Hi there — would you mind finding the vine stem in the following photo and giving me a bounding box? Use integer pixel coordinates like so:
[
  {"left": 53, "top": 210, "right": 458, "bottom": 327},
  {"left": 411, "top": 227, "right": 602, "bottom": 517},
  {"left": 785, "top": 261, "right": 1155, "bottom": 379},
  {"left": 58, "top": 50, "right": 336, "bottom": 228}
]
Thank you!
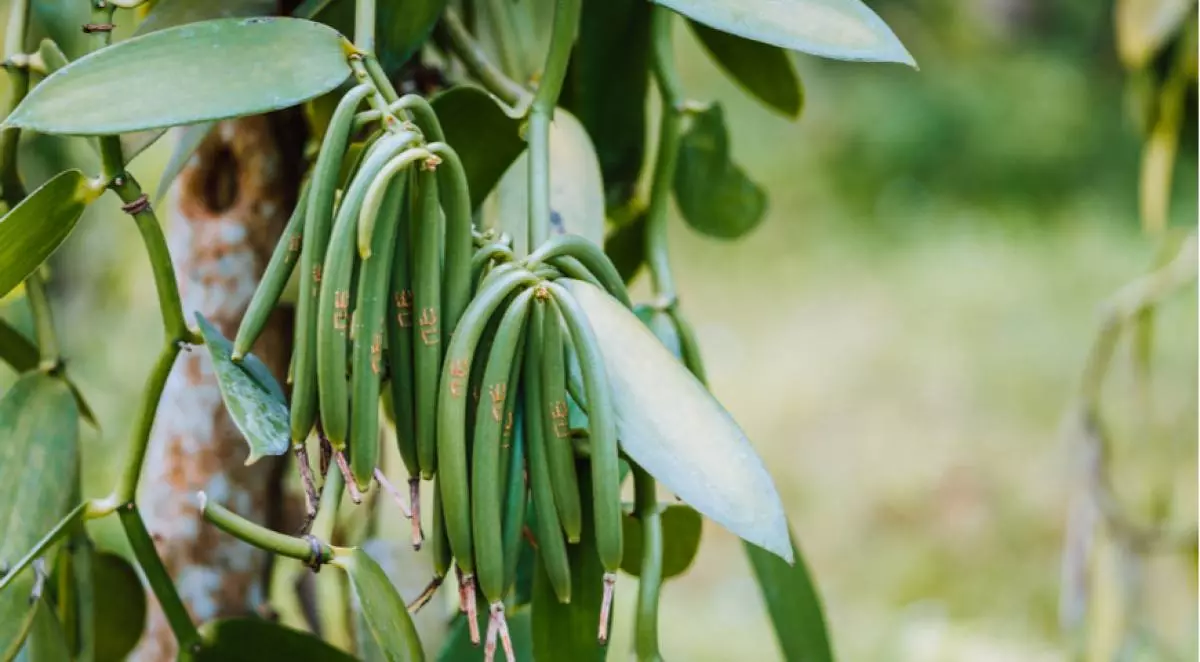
[
  {"left": 646, "top": 6, "right": 684, "bottom": 303},
  {"left": 437, "top": 8, "right": 530, "bottom": 110},
  {"left": 633, "top": 465, "right": 665, "bottom": 661},
  {"left": 354, "top": 0, "right": 375, "bottom": 54},
  {"left": 24, "top": 275, "right": 59, "bottom": 369},
  {"left": 527, "top": 0, "right": 582, "bottom": 250},
  {"left": 200, "top": 493, "right": 335, "bottom": 564}
]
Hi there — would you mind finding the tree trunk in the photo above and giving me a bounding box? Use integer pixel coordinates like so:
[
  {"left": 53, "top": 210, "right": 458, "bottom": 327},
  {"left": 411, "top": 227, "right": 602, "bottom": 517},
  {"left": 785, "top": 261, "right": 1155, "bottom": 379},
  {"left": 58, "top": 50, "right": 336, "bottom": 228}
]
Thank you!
[{"left": 131, "top": 113, "right": 304, "bottom": 660}]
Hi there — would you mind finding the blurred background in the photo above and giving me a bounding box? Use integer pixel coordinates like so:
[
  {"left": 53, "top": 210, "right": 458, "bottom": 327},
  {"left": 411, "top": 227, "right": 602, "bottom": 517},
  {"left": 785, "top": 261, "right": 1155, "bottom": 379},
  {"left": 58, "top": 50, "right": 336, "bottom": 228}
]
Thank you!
[{"left": 1, "top": 0, "right": 1197, "bottom": 660}]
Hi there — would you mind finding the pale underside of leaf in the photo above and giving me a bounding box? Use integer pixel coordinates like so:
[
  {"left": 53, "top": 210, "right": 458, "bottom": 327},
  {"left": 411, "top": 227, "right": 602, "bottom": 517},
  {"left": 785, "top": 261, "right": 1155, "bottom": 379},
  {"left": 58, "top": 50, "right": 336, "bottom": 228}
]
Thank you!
[{"left": 565, "top": 280, "right": 792, "bottom": 562}]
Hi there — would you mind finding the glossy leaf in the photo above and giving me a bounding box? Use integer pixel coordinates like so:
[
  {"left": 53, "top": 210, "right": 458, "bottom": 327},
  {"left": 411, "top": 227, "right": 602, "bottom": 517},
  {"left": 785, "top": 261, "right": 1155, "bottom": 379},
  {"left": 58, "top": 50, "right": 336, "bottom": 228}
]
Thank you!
[
  {"left": 196, "top": 314, "right": 289, "bottom": 464},
  {"left": 15, "top": 599, "right": 71, "bottom": 662},
  {"left": 634, "top": 305, "right": 682, "bottom": 359},
  {"left": 134, "top": 0, "right": 276, "bottom": 36},
  {"left": 565, "top": 0, "right": 652, "bottom": 206},
  {"left": 690, "top": 21, "right": 803, "bottom": 118},
  {"left": 620, "top": 504, "right": 702, "bottom": 579},
  {"left": 655, "top": 0, "right": 915, "bottom": 65},
  {"left": 8, "top": 18, "right": 352, "bottom": 135},
  {"left": 531, "top": 463, "right": 610, "bottom": 662},
  {"left": 194, "top": 618, "right": 359, "bottom": 662},
  {"left": 303, "top": 0, "right": 445, "bottom": 74},
  {"left": 0, "top": 372, "right": 80, "bottom": 568},
  {"left": 437, "top": 607, "right": 533, "bottom": 661},
  {"left": 0, "top": 571, "right": 37, "bottom": 661},
  {"left": 92, "top": 553, "right": 146, "bottom": 662},
  {"left": 0, "top": 171, "right": 99, "bottom": 298},
  {"left": 673, "top": 104, "right": 767, "bottom": 240},
  {"left": 745, "top": 527, "right": 834, "bottom": 662},
  {"left": 334, "top": 547, "right": 424, "bottom": 661},
  {"left": 491, "top": 109, "right": 606, "bottom": 255},
  {"left": 432, "top": 86, "right": 525, "bottom": 210},
  {"left": 1115, "top": 0, "right": 1195, "bottom": 69},
  {"left": 565, "top": 280, "right": 792, "bottom": 562},
  {"left": 28, "top": 0, "right": 90, "bottom": 61},
  {"left": 154, "top": 122, "right": 217, "bottom": 202},
  {"left": 0, "top": 319, "right": 97, "bottom": 428}
]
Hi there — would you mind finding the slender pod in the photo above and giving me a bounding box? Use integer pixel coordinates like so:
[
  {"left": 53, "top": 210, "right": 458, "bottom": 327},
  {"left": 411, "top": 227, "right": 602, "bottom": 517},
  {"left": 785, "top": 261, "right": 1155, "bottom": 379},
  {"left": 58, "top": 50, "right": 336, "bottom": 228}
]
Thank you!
[
  {"left": 392, "top": 95, "right": 445, "bottom": 142},
  {"left": 357, "top": 147, "right": 435, "bottom": 258},
  {"left": 412, "top": 166, "right": 443, "bottom": 479},
  {"left": 233, "top": 182, "right": 310, "bottom": 359},
  {"left": 436, "top": 267, "right": 540, "bottom": 579},
  {"left": 470, "top": 242, "right": 516, "bottom": 292},
  {"left": 430, "top": 478, "right": 452, "bottom": 580},
  {"left": 527, "top": 234, "right": 632, "bottom": 308},
  {"left": 317, "top": 131, "right": 418, "bottom": 452},
  {"left": 668, "top": 307, "right": 708, "bottom": 386},
  {"left": 499, "top": 406, "right": 528, "bottom": 596},
  {"left": 546, "top": 254, "right": 603, "bottom": 290},
  {"left": 428, "top": 142, "right": 473, "bottom": 341},
  {"left": 524, "top": 322, "right": 572, "bottom": 603},
  {"left": 388, "top": 168, "right": 420, "bottom": 479},
  {"left": 471, "top": 288, "right": 534, "bottom": 603},
  {"left": 539, "top": 293, "right": 583, "bottom": 542},
  {"left": 291, "top": 83, "right": 374, "bottom": 446},
  {"left": 633, "top": 465, "right": 665, "bottom": 660}
]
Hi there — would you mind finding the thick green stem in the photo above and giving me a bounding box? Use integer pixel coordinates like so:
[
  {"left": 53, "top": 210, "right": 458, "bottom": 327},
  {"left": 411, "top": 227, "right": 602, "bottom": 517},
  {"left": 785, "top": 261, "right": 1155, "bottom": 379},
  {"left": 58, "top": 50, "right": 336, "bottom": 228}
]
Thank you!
[
  {"left": 646, "top": 6, "right": 684, "bottom": 303},
  {"left": 527, "top": 0, "right": 581, "bottom": 249},
  {"left": 438, "top": 7, "right": 530, "bottom": 109},
  {"left": 201, "top": 495, "right": 334, "bottom": 564},
  {"left": 24, "top": 274, "right": 59, "bottom": 369},
  {"left": 115, "top": 342, "right": 179, "bottom": 502},
  {"left": 354, "top": 0, "right": 375, "bottom": 53},
  {"left": 0, "top": 69, "right": 27, "bottom": 205},
  {"left": 311, "top": 463, "right": 346, "bottom": 542},
  {"left": 118, "top": 506, "right": 201, "bottom": 652},
  {"left": 633, "top": 466, "right": 664, "bottom": 661}
]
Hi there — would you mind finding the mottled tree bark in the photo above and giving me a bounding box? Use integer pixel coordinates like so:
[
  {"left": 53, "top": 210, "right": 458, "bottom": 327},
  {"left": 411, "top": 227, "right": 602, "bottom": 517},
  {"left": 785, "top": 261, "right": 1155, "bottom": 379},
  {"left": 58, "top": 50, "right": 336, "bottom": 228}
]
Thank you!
[{"left": 131, "top": 113, "right": 304, "bottom": 661}]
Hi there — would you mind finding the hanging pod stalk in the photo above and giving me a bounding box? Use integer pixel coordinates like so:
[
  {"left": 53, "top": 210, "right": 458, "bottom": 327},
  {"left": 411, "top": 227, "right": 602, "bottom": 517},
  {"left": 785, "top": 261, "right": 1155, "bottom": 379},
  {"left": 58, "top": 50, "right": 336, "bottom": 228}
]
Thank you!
[
  {"left": 526, "top": 234, "right": 632, "bottom": 308},
  {"left": 428, "top": 142, "right": 475, "bottom": 343}
]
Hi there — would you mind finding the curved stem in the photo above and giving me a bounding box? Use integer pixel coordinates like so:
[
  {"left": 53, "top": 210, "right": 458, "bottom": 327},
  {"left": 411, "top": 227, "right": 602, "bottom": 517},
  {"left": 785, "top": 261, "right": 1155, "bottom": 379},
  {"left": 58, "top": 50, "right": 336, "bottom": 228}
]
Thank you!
[
  {"left": 527, "top": 0, "right": 581, "bottom": 249},
  {"left": 118, "top": 506, "right": 201, "bottom": 652},
  {"left": 646, "top": 6, "right": 684, "bottom": 302},
  {"left": 437, "top": 7, "right": 530, "bottom": 109},
  {"left": 200, "top": 494, "right": 335, "bottom": 564},
  {"left": 633, "top": 465, "right": 664, "bottom": 661},
  {"left": 311, "top": 459, "right": 346, "bottom": 542},
  {"left": 115, "top": 341, "right": 179, "bottom": 502},
  {"left": 24, "top": 274, "right": 59, "bottom": 369}
]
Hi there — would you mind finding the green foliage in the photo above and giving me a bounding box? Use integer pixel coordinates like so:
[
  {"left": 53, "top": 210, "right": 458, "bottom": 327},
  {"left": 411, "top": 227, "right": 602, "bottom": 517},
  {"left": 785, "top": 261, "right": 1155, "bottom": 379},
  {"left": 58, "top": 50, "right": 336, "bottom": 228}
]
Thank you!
[
  {"left": 673, "top": 103, "right": 768, "bottom": 239},
  {"left": 690, "top": 21, "right": 803, "bottom": 118},
  {"left": 15, "top": 598, "right": 70, "bottom": 662},
  {"left": 619, "top": 504, "right": 703, "bottom": 579},
  {"left": 432, "top": 86, "right": 524, "bottom": 210},
  {"left": 194, "top": 618, "right": 360, "bottom": 662},
  {"left": 746, "top": 529, "right": 835, "bottom": 662},
  {"left": 0, "top": 171, "right": 97, "bottom": 298},
  {"left": 335, "top": 548, "right": 425, "bottom": 661},
  {"left": 91, "top": 552, "right": 146, "bottom": 662}
]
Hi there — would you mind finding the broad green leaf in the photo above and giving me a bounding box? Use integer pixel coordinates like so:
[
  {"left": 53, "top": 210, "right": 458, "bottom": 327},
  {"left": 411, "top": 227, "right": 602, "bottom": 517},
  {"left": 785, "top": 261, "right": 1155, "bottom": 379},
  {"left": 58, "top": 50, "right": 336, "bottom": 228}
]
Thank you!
[
  {"left": 1115, "top": 0, "right": 1196, "bottom": 69},
  {"left": 564, "top": 0, "right": 652, "bottom": 206},
  {"left": 28, "top": 0, "right": 90, "bottom": 61},
  {"left": 603, "top": 212, "right": 647, "bottom": 284},
  {"left": 134, "top": 0, "right": 276, "bottom": 36},
  {"left": 654, "top": 0, "right": 915, "bottom": 66},
  {"left": 14, "top": 599, "right": 71, "bottom": 662},
  {"left": 0, "top": 171, "right": 99, "bottom": 298},
  {"left": 490, "top": 109, "right": 606, "bottom": 256},
  {"left": 531, "top": 464, "right": 610, "bottom": 662},
  {"left": 673, "top": 104, "right": 767, "bottom": 240},
  {"left": 620, "top": 504, "right": 702, "bottom": 579},
  {"left": 92, "top": 553, "right": 146, "bottom": 662},
  {"left": 565, "top": 280, "right": 792, "bottom": 562},
  {"left": 154, "top": 122, "right": 217, "bottom": 202},
  {"left": 633, "top": 305, "right": 682, "bottom": 359},
  {"left": 334, "top": 547, "right": 424, "bottom": 661},
  {"left": 0, "top": 373, "right": 80, "bottom": 568},
  {"left": 690, "top": 22, "right": 803, "bottom": 118},
  {"left": 194, "top": 618, "right": 359, "bottom": 662},
  {"left": 0, "top": 319, "right": 97, "bottom": 428},
  {"left": 745, "top": 527, "right": 834, "bottom": 662},
  {"left": 437, "top": 607, "right": 533, "bottom": 661},
  {"left": 301, "top": 0, "right": 446, "bottom": 74},
  {"left": 196, "top": 314, "right": 289, "bottom": 464},
  {"left": 432, "top": 86, "right": 524, "bottom": 210},
  {"left": 8, "top": 18, "right": 352, "bottom": 135},
  {"left": 0, "top": 571, "right": 37, "bottom": 661}
]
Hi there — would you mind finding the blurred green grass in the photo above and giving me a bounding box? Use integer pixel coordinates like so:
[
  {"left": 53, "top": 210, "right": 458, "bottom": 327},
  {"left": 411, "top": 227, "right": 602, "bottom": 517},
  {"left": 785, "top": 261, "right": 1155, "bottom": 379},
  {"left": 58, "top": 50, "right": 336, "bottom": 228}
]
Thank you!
[{"left": 0, "top": 0, "right": 1195, "bottom": 660}]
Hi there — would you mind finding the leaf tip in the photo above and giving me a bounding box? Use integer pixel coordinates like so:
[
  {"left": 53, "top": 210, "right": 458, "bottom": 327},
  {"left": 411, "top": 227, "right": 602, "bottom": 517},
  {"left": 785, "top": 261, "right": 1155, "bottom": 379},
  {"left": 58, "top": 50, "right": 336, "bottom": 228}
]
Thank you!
[{"left": 197, "top": 491, "right": 208, "bottom": 512}]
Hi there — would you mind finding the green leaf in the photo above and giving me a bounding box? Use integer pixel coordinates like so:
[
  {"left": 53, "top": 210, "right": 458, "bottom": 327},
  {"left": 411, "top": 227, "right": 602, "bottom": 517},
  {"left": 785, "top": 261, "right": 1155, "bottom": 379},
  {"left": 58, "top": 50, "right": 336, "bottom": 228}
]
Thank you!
[
  {"left": 0, "top": 570, "right": 37, "bottom": 661},
  {"left": 154, "top": 122, "right": 217, "bottom": 202},
  {"left": 564, "top": 280, "right": 792, "bottom": 562},
  {"left": 437, "top": 607, "right": 533, "bottom": 661},
  {"left": 673, "top": 103, "right": 767, "bottom": 240},
  {"left": 0, "top": 372, "right": 80, "bottom": 568},
  {"left": 689, "top": 21, "right": 803, "bottom": 118},
  {"left": 194, "top": 618, "right": 359, "bottom": 662},
  {"left": 1115, "top": 0, "right": 1196, "bottom": 69},
  {"left": 8, "top": 18, "right": 352, "bottom": 135},
  {"left": 633, "top": 305, "right": 682, "bottom": 359},
  {"left": 603, "top": 212, "right": 646, "bottom": 284},
  {"left": 334, "top": 547, "right": 424, "bottom": 662},
  {"left": 531, "top": 463, "right": 610, "bottom": 662},
  {"left": 28, "top": 0, "right": 90, "bottom": 61},
  {"left": 620, "top": 504, "right": 702, "bottom": 579},
  {"left": 134, "top": 0, "right": 276, "bottom": 36},
  {"left": 654, "top": 0, "right": 915, "bottom": 66},
  {"left": 0, "top": 319, "right": 37, "bottom": 374},
  {"left": 195, "top": 314, "right": 289, "bottom": 464},
  {"left": 302, "top": 0, "right": 445, "bottom": 74},
  {"left": 432, "top": 86, "right": 525, "bottom": 210},
  {"left": 489, "top": 109, "right": 606, "bottom": 256},
  {"left": 564, "top": 0, "right": 652, "bottom": 207},
  {"left": 745, "top": 527, "right": 835, "bottom": 662},
  {"left": 15, "top": 599, "right": 71, "bottom": 662},
  {"left": 92, "top": 553, "right": 146, "bottom": 662},
  {"left": 0, "top": 170, "right": 99, "bottom": 298}
]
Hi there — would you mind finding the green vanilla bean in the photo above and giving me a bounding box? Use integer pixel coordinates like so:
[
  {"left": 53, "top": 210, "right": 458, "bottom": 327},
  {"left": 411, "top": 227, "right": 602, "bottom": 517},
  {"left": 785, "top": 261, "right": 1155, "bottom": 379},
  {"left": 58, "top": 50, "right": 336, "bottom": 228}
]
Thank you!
[
  {"left": 633, "top": 465, "right": 665, "bottom": 662},
  {"left": 200, "top": 493, "right": 335, "bottom": 564},
  {"left": 646, "top": 5, "right": 685, "bottom": 304}
]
